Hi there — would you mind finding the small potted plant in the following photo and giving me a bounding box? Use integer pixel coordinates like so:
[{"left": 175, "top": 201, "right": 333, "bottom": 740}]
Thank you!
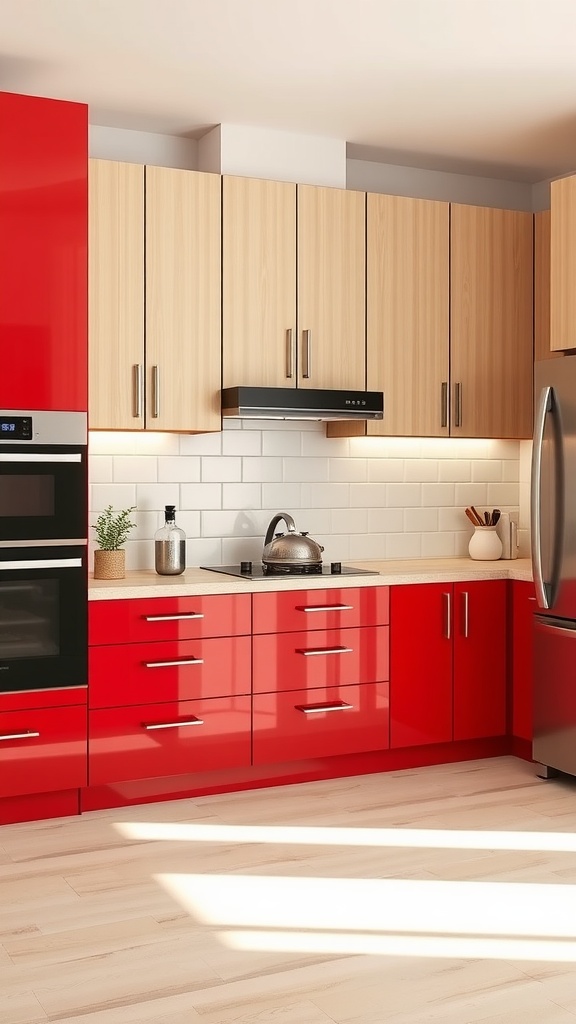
[{"left": 92, "top": 505, "right": 136, "bottom": 580}]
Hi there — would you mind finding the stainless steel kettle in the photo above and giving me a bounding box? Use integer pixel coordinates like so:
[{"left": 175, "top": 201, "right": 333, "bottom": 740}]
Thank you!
[{"left": 262, "top": 512, "right": 324, "bottom": 568}]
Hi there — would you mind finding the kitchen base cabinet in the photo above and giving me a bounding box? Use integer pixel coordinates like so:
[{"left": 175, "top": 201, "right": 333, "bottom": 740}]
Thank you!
[
  {"left": 391, "top": 580, "right": 507, "bottom": 749},
  {"left": 511, "top": 580, "right": 536, "bottom": 747},
  {"left": 0, "top": 697, "right": 87, "bottom": 806},
  {"left": 253, "top": 682, "right": 389, "bottom": 765}
]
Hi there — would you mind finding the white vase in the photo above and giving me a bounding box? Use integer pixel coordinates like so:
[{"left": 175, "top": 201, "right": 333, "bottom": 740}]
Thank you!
[{"left": 468, "top": 526, "right": 503, "bottom": 561}]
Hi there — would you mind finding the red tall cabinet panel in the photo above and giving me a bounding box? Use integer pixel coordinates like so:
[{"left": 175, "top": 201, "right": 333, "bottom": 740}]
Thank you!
[
  {"left": 0, "top": 91, "right": 88, "bottom": 411},
  {"left": 511, "top": 580, "right": 535, "bottom": 742}
]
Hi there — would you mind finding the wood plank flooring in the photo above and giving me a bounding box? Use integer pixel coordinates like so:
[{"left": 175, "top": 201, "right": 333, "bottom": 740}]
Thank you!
[{"left": 4, "top": 757, "right": 576, "bottom": 1022}]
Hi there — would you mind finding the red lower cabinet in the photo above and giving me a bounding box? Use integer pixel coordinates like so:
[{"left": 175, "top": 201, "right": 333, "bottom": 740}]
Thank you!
[
  {"left": 512, "top": 580, "right": 535, "bottom": 742},
  {"left": 0, "top": 704, "right": 87, "bottom": 798},
  {"left": 89, "top": 696, "right": 251, "bottom": 784},
  {"left": 391, "top": 580, "right": 508, "bottom": 748},
  {"left": 253, "top": 682, "right": 389, "bottom": 765},
  {"left": 253, "top": 626, "right": 389, "bottom": 694}
]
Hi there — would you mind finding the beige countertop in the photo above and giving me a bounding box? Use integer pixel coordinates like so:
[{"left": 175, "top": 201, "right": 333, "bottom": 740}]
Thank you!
[{"left": 88, "top": 557, "right": 533, "bottom": 600}]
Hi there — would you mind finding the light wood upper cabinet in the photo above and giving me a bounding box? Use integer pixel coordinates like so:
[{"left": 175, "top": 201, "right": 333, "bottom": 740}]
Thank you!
[
  {"left": 297, "top": 185, "right": 366, "bottom": 390},
  {"left": 146, "top": 167, "right": 221, "bottom": 432},
  {"left": 535, "top": 208, "right": 562, "bottom": 361},
  {"left": 366, "top": 194, "right": 450, "bottom": 436},
  {"left": 450, "top": 204, "right": 533, "bottom": 439},
  {"left": 89, "top": 160, "right": 144, "bottom": 429},
  {"left": 222, "top": 176, "right": 296, "bottom": 388},
  {"left": 550, "top": 175, "right": 576, "bottom": 351},
  {"left": 90, "top": 162, "right": 221, "bottom": 432}
]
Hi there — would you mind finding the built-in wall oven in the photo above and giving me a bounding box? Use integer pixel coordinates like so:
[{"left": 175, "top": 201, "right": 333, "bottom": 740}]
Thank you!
[{"left": 0, "top": 411, "right": 88, "bottom": 694}]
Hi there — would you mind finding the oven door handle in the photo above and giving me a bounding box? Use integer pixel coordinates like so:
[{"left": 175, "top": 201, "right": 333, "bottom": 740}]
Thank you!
[
  {"left": 0, "top": 558, "right": 82, "bottom": 570},
  {"left": 0, "top": 453, "right": 82, "bottom": 463}
]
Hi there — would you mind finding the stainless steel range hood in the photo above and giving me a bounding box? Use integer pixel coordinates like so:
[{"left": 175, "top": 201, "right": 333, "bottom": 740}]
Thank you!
[{"left": 221, "top": 387, "right": 384, "bottom": 421}]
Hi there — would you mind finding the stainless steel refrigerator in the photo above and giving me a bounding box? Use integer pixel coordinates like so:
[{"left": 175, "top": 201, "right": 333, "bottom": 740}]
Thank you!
[{"left": 532, "top": 356, "right": 576, "bottom": 778}]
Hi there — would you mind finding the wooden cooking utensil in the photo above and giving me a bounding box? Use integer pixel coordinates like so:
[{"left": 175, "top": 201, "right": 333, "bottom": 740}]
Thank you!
[{"left": 469, "top": 506, "right": 485, "bottom": 526}]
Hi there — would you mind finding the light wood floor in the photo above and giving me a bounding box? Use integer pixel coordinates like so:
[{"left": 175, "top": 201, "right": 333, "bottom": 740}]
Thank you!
[{"left": 4, "top": 756, "right": 576, "bottom": 1023}]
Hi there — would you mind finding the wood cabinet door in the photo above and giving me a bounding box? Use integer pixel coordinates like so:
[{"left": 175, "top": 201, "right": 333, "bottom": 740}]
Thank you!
[
  {"left": 453, "top": 580, "right": 507, "bottom": 740},
  {"left": 535, "top": 209, "right": 562, "bottom": 362},
  {"left": 390, "top": 583, "right": 453, "bottom": 748},
  {"left": 89, "top": 159, "right": 144, "bottom": 429},
  {"left": 146, "top": 167, "right": 221, "bottom": 432},
  {"left": 550, "top": 175, "right": 576, "bottom": 351},
  {"left": 222, "top": 175, "right": 296, "bottom": 388},
  {"left": 297, "top": 184, "right": 366, "bottom": 390},
  {"left": 367, "top": 194, "right": 450, "bottom": 437},
  {"left": 0, "top": 93, "right": 88, "bottom": 413},
  {"left": 450, "top": 205, "right": 533, "bottom": 438}
]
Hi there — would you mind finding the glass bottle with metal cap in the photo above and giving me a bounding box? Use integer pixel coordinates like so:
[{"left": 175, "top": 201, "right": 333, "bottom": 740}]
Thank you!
[{"left": 154, "top": 505, "right": 186, "bottom": 575}]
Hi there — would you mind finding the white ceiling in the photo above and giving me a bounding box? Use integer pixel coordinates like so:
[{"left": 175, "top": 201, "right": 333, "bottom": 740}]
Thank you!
[{"left": 2, "top": 0, "right": 576, "bottom": 182}]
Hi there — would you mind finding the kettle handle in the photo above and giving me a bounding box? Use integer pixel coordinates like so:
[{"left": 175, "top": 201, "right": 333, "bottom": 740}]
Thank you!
[{"left": 264, "top": 512, "right": 297, "bottom": 547}]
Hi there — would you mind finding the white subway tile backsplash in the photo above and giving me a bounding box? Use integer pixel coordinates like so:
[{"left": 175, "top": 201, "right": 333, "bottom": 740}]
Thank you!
[
  {"left": 180, "top": 482, "right": 222, "bottom": 510},
  {"left": 88, "top": 426, "right": 521, "bottom": 571},
  {"left": 222, "top": 482, "right": 262, "bottom": 510},
  {"left": 113, "top": 456, "right": 158, "bottom": 483},
  {"left": 262, "top": 431, "right": 301, "bottom": 456},
  {"left": 158, "top": 456, "right": 201, "bottom": 482},
  {"left": 202, "top": 456, "right": 241, "bottom": 482},
  {"left": 222, "top": 430, "right": 262, "bottom": 456}
]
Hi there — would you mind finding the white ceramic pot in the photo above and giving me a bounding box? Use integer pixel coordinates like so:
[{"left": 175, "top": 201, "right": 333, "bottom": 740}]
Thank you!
[{"left": 468, "top": 526, "right": 503, "bottom": 561}]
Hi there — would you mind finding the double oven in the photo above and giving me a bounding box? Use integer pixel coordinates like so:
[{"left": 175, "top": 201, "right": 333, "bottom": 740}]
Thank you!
[{"left": 0, "top": 411, "right": 88, "bottom": 694}]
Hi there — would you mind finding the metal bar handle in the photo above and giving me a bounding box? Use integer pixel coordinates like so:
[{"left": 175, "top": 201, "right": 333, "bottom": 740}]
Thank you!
[
  {"left": 298, "top": 646, "right": 353, "bottom": 657},
  {"left": 0, "top": 731, "right": 40, "bottom": 742},
  {"left": 302, "top": 329, "right": 311, "bottom": 379},
  {"left": 454, "top": 382, "right": 462, "bottom": 428},
  {"left": 295, "top": 701, "right": 354, "bottom": 714},
  {"left": 441, "top": 381, "right": 448, "bottom": 429},
  {"left": 145, "top": 658, "right": 204, "bottom": 668},
  {"left": 462, "top": 591, "right": 469, "bottom": 638},
  {"left": 531, "top": 385, "right": 553, "bottom": 610},
  {"left": 286, "top": 328, "right": 294, "bottom": 379},
  {"left": 443, "top": 592, "right": 451, "bottom": 639},
  {"left": 144, "top": 613, "right": 204, "bottom": 621},
  {"left": 0, "top": 453, "right": 82, "bottom": 463},
  {"left": 152, "top": 365, "right": 160, "bottom": 418},
  {"left": 133, "top": 364, "right": 143, "bottom": 419},
  {"left": 143, "top": 718, "right": 204, "bottom": 731},
  {"left": 0, "top": 558, "right": 82, "bottom": 570},
  {"left": 301, "top": 604, "right": 354, "bottom": 613},
  {"left": 536, "top": 621, "right": 576, "bottom": 637}
]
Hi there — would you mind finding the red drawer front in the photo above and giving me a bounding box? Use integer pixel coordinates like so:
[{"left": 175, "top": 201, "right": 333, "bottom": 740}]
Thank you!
[
  {"left": 0, "top": 687, "right": 87, "bottom": 714},
  {"left": 89, "top": 696, "right": 251, "bottom": 785},
  {"left": 89, "top": 636, "right": 251, "bottom": 708},
  {"left": 252, "top": 586, "right": 389, "bottom": 635},
  {"left": 0, "top": 705, "right": 87, "bottom": 798},
  {"left": 89, "top": 593, "right": 252, "bottom": 646},
  {"left": 253, "top": 626, "right": 389, "bottom": 694},
  {"left": 253, "top": 682, "right": 389, "bottom": 766}
]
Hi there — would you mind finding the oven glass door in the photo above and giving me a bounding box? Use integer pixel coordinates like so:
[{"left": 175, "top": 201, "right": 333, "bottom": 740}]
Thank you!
[
  {"left": 0, "top": 445, "right": 87, "bottom": 542},
  {"left": 0, "top": 546, "right": 87, "bottom": 692}
]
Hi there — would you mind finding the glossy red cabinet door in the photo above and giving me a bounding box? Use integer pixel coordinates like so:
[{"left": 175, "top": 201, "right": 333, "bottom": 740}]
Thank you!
[
  {"left": 253, "top": 682, "right": 389, "bottom": 765},
  {"left": 253, "top": 626, "right": 389, "bottom": 693},
  {"left": 390, "top": 584, "right": 453, "bottom": 748},
  {"left": 0, "top": 91, "right": 88, "bottom": 412},
  {"left": 89, "top": 635, "right": 251, "bottom": 708},
  {"left": 512, "top": 580, "right": 535, "bottom": 741},
  {"left": 89, "top": 593, "right": 251, "bottom": 646},
  {"left": 0, "top": 705, "right": 87, "bottom": 798},
  {"left": 89, "top": 695, "right": 251, "bottom": 784},
  {"left": 252, "top": 586, "right": 389, "bottom": 634},
  {"left": 453, "top": 580, "right": 507, "bottom": 740}
]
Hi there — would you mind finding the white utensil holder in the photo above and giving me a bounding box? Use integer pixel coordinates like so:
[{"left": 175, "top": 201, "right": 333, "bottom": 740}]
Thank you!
[{"left": 468, "top": 526, "right": 503, "bottom": 561}]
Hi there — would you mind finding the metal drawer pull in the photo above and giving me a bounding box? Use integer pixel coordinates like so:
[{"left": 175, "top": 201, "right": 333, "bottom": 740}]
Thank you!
[
  {"left": 145, "top": 658, "right": 204, "bottom": 668},
  {"left": 286, "top": 328, "right": 294, "bottom": 378},
  {"left": 462, "top": 591, "right": 469, "bottom": 638},
  {"left": 0, "top": 731, "right": 40, "bottom": 741},
  {"left": 298, "top": 646, "right": 353, "bottom": 657},
  {"left": 152, "top": 365, "right": 160, "bottom": 418},
  {"left": 301, "top": 605, "right": 354, "bottom": 613},
  {"left": 295, "top": 701, "right": 354, "bottom": 714},
  {"left": 144, "top": 613, "right": 204, "bottom": 621},
  {"left": 1, "top": 558, "right": 82, "bottom": 570},
  {"left": 303, "top": 329, "right": 312, "bottom": 378},
  {"left": 441, "top": 381, "right": 448, "bottom": 429},
  {"left": 143, "top": 718, "right": 204, "bottom": 731},
  {"left": 133, "top": 363, "right": 143, "bottom": 418},
  {"left": 0, "top": 453, "right": 82, "bottom": 463},
  {"left": 443, "top": 592, "right": 451, "bottom": 639}
]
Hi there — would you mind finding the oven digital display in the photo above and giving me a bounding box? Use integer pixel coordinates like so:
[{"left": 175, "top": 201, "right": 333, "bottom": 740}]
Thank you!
[{"left": 0, "top": 416, "right": 33, "bottom": 440}]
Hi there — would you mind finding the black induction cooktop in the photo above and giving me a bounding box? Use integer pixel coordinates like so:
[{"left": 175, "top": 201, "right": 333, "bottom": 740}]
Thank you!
[{"left": 200, "top": 562, "right": 379, "bottom": 581}]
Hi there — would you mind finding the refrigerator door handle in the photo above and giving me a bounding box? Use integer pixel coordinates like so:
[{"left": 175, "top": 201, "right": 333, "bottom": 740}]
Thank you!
[{"left": 531, "top": 385, "right": 553, "bottom": 609}]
